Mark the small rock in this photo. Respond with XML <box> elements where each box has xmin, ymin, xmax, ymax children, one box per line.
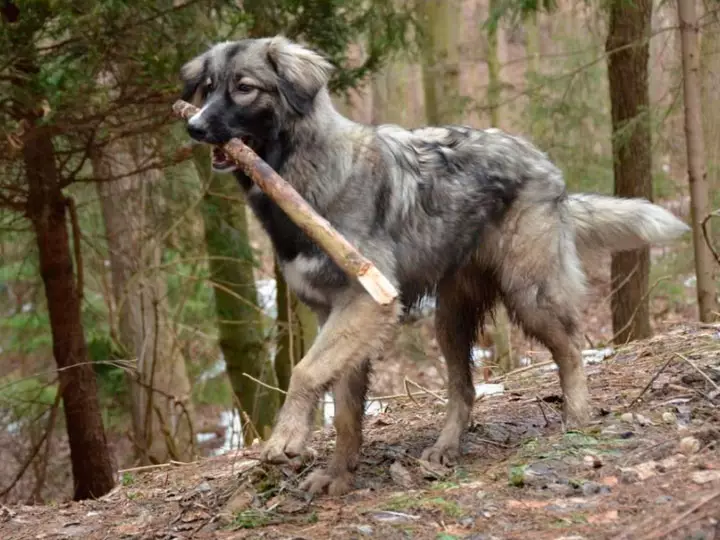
<box><xmin>662</xmin><ymin>411</ymin><xmax>677</xmax><ymax>424</ymax></box>
<box><xmin>581</xmin><ymin>481</ymin><xmax>610</xmax><ymax>496</ymax></box>
<box><xmin>679</xmin><ymin>436</ymin><xmax>701</xmax><ymax>455</ymax></box>
<box><xmin>195</xmin><ymin>481</ymin><xmax>212</xmax><ymax>493</ymax></box>
<box><xmin>459</xmin><ymin>516</ymin><xmax>475</xmax><ymax>528</ymax></box>
<box><xmin>620</xmin><ymin>412</ymin><xmax>634</xmax><ymax>423</ymax></box>
<box><xmin>655</xmin><ymin>495</ymin><xmax>673</xmax><ymax>504</ymax></box>
<box><xmin>356</xmin><ymin>525</ymin><xmax>374</xmax><ymax>536</ymax></box>
<box><xmin>389</xmin><ymin>461</ymin><xmax>414</xmax><ymax>489</ymax></box>
<box><xmin>635</xmin><ymin>414</ymin><xmax>652</xmax><ymax>427</ymax></box>
<box><xmin>691</xmin><ymin>470</ymin><xmax>720</xmax><ymax>484</ymax></box>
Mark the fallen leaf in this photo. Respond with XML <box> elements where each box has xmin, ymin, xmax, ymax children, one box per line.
<box><xmin>600</xmin><ymin>476</ymin><xmax>618</xmax><ymax>487</ymax></box>
<box><xmin>588</xmin><ymin>510</ymin><xmax>619</xmax><ymax>524</ymax></box>
<box><xmin>417</xmin><ymin>459</ymin><xmax>449</xmax><ymax>480</ymax></box>
<box><xmin>223</xmin><ymin>488</ymin><xmax>254</xmax><ymax>514</ymax></box>
<box><xmin>691</xmin><ymin>470</ymin><xmax>720</xmax><ymax>484</ymax></box>
<box><xmin>390</xmin><ymin>461</ymin><xmax>414</xmax><ymax>489</ymax></box>
<box><xmin>506</xmin><ymin>500</ymin><xmax>549</xmax><ymax>509</ymax></box>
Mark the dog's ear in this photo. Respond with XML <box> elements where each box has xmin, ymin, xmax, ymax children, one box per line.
<box><xmin>266</xmin><ymin>36</ymin><xmax>334</xmax><ymax>115</ymax></box>
<box><xmin>180</xmin><ymin>53</ymin><xmax>208</xmax><ymax>106</ymax></box>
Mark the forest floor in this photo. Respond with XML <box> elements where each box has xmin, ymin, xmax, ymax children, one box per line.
<box><xmin>2</xmin><ymin>322</ymin><xmax>719</xmax><ymax>540</ymax></box>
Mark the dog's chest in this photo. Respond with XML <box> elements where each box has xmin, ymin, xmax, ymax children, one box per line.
<box><xmin>281</xmin><ymin>254</ymin><xmax>329</xmax><ymax>305</ymax></box>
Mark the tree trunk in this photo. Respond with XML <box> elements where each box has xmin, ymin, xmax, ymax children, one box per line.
<box><xmin>487</xmin><ymin>0</ymin><xmax>502</xmax><ymax>129</ymax></box>
<box><xmin>193</xmin><ymin>147</ymin><xmax>279</xmax><ymax>443</ymax></box>
<box><xmin>680</xmin><ymin>0</ymin><xmax>719</xmax><ymax>321</ymax></box>
<box><xmin>605</xmin><ymin>0</ymin><xmax>654</xmax><ymax>343</ymax></box>
<box><xmin>484</xmin><ymin>3</ymin><xmax>514</xmax><ymax>371</ymax></box>
<box><xmin>701</xmin><ymin>8</ymin><xmax>720</xmax><ymax>280</ymax></box>
<box><xmin>418</xmin><ymin>0</ymin><xmax>463</xmax><ymax>125</ymax></box>
<box><xmin>94</xmin><ymin>137</ymin><xmax>195</xmax><ymax>464</ymax></box>
<box><xmin>24</xmin><ymin>121</ymin><xmax>115</xmax><ymax>501</ymax></box>
<box><xmin>525</xmin><ymin>10</ymin><xmax>542</xmax><ymax>143</ymax></box>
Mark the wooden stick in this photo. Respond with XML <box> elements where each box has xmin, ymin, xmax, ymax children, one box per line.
<box><xmin>172</xmin><ymin>100</ymin><xmax>399</xmax><ymax>306</ymax></box>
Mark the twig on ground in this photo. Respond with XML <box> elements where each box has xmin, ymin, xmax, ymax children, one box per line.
<box><xmin>640</xmin><ymin>489</ymin><xmax>720</xmax><ymax>539</ymax></box>
<box><xmin>627</xmin><ymin>356</ymin><xmax>673</xmax><ymax>410</ymax></box>
<box><xmin>674</xmin><ymin>352</ymin><xmax>720</xmax><ymax>392</ymax></box>
<box><xmin>404</xmin><ymin>377</ymin><xmax>447</xmax><ymax>404</ymax></box>
<box><xmin>489</xmin><ymin>360</ymin><xmax>555</xmax><ymax>383</ymax></box>
<box><xmin>239</xmin><ymin>408</ymin><xmax>263</xmax><ymax>445</ymax></box>
<box><xmin>117</xmin><ymin>460</ymin><xmax>197</xmax><ymax>475</ymax></box>
<box><xmin>403</xmin><ymin>378</ymin><xmax>421</xmax><ymax>407</ymax></box>
<box><xmin>535</xmin><ymin>396</ymin><xmax>551</xmax><ymax>426</ymax></box>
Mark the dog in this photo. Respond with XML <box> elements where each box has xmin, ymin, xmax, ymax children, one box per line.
<box><xmin>179</xmin><ymin>36</ymin><xmax>689</xmax><ymax>496</ymax></box>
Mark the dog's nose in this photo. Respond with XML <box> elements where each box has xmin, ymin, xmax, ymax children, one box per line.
<box><xmin>187</xmin><ymin>121</ymin><xmax>207</xmax><ymax>142</ymax></box>
<box><xmin>187</xmin><ymin>112</ymin><xmax>208</xmax><ymax>142</ymax></box>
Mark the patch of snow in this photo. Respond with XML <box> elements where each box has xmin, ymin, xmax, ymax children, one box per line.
<box><xmin>582</xmin><ymin>347</ymin><xmax>615</xmax><ymax>365</ymax></box>
<box><xmin>474</xmin><ymin>383</ymin><xmax>505</xmax><ymax>396</ymax></box>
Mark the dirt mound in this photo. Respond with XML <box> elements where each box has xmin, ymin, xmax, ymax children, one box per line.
<box><xmin>2</xmin><ymin>323</ymin><xmax>719</xmax><ymax>540</ymax></box>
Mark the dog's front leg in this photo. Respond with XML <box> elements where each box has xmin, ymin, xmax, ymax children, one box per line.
<box><xmin>259</xmin><ymin>291</ymin><xmax>400</xmax><ymax>484</ymax></box>
<box><xmin>299</xmin><ymin>358</ymin><xmax>370</xmax><ymax>495</ymax></box>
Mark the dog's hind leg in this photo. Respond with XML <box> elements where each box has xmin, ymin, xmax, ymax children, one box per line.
<box><xmin>300</xmin><ymin>359</ymin><xmax>370</xmax><ymax>496</ymax></box>
<box><xmin>421</xmin><ymin>273</ymin><xmax>494</xmax><ymax>465</ymax></box>
<box><xmin>260</xmin><ymin>290</ymin><xmax>400</xmax><ymax>474</ymax></box>
<box><xmin>501</xmin><ymin>256</ymin><xmax>590</xmax><ymax>427</ymax></box>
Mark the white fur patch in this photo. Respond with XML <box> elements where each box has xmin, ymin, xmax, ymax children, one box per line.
<box><xmin>282</xmin><ymin>255</ymin><xmax>327</xmax><ymax>304</ymax></box>
<box><xmin>188</xmin><ymin>104</ymin><xmax>208</xmax><ymax>130</ymax></box>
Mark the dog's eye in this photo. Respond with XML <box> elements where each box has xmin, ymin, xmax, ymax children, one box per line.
<box><xmin>236</xmin><ymin>82</ymin><xmax>254</xmax><ymax>93</ymax></box>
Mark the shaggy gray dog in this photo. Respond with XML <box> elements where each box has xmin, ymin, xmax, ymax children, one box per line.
<box><xmin>180</xmin><ymin>36</ymin><xmax>689</xmax><ymax>496</ymax></box>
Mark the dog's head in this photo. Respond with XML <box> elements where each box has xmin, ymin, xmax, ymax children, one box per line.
<box><xmin>180</xmin><ymin>36</ymin><xmax>334</xmax><ymax>172</ymax></box>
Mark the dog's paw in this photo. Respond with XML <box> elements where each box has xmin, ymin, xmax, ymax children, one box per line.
<box><xmin>259</xmin><ymin>428</ymin><xmax>315</xmax><ymax>465</ymax></box>
<box><xmin>562</xmin><ymin>401</ymin><xmax>591</xmax><ymax>430</ymax></box>
<box><xmin>299</xmin><ymin>468</ymin><xmax>355</xmax><ymax>496</ymax></box>
<box><xmin>420</xmin><ymin>444</ymin><xmax>459</xmax><ymax>467</ymax></box>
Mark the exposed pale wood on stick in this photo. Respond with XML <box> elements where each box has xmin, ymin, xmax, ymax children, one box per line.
<box><xmin>172</xmin><ymin>100</ymin><xmax>399</xmax><ymax>306</ymax></box>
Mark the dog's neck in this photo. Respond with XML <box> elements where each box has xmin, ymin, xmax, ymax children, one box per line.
<box><xmin>277</xmin><ymin>88</ymin><xmax>362</xmax><ymax>202</ymax></box>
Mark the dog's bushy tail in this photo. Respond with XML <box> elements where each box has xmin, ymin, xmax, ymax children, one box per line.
<box><xmin>566</xmin><ymin>193</ymin><xmax>690</xmax><ymax>253</ymax></box>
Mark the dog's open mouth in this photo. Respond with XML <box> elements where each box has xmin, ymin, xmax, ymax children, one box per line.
<box><xmin>211</xmin><ymin>146</ymin><xmax>238</xmax><ymax>172</ymax></box>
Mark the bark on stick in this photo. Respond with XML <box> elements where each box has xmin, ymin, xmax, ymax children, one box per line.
<box><xmin>172</xmin><ymin>100</ymin><xmax>399</xmax><ymax>306</ymax></box>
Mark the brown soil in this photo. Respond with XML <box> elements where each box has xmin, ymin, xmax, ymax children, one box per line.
<box><xmin>2</xmin><ymin>323</ymin><xmax>719</xmax><ymax>540</ymax></box>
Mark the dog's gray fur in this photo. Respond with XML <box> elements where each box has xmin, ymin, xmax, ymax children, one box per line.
<box><xmin>180</xmin><ymin>36</ymin><xmax>690</xmax><ymax>496</ymax></box>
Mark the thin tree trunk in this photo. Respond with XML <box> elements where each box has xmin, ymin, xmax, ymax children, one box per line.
<box><xmin>605</xmin><ymin>0</ymin><xmax>654</xmax><ymax>343</ymax></box>
<box><xmin>487</xmin><ymin>0</ymin><xmax>502</xmax><ymax>129</ymax></box>
<box><xmin>24</xmin><ymin>121</ymin><xmax>115</xmax><ymax>501</ymax></box>
<box><xmin>94</xmin><ymin>137</ymin><xmax>196</xmax><ymax>465</ymax></box>
<box><xmin>194</xmin><ymin>148</ymin><xmax>279</xmax><ymax>443</ymax></box>
<box><xmin>484</xmin><ymin>2</ymin><xmax>514</xmax><ymax>371</ymax></box>
<box><xmin>679</xmin><ymin>0</ymin><xmax>719</xmax><ymax>321</ymax></box>
<box><xmin>701</xmin><ymin>8</ymin><xmax>720</xmax><ymax>273</ymax></box>
<box><xmin>525</xmin><ymin>10</ymin><xmax>542</xmax><ymax>142</ymax></box>
<box><xmin>418</xmin><ymin>0</ymin><xmax>463</xmax><ymax>125</ymax></box>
